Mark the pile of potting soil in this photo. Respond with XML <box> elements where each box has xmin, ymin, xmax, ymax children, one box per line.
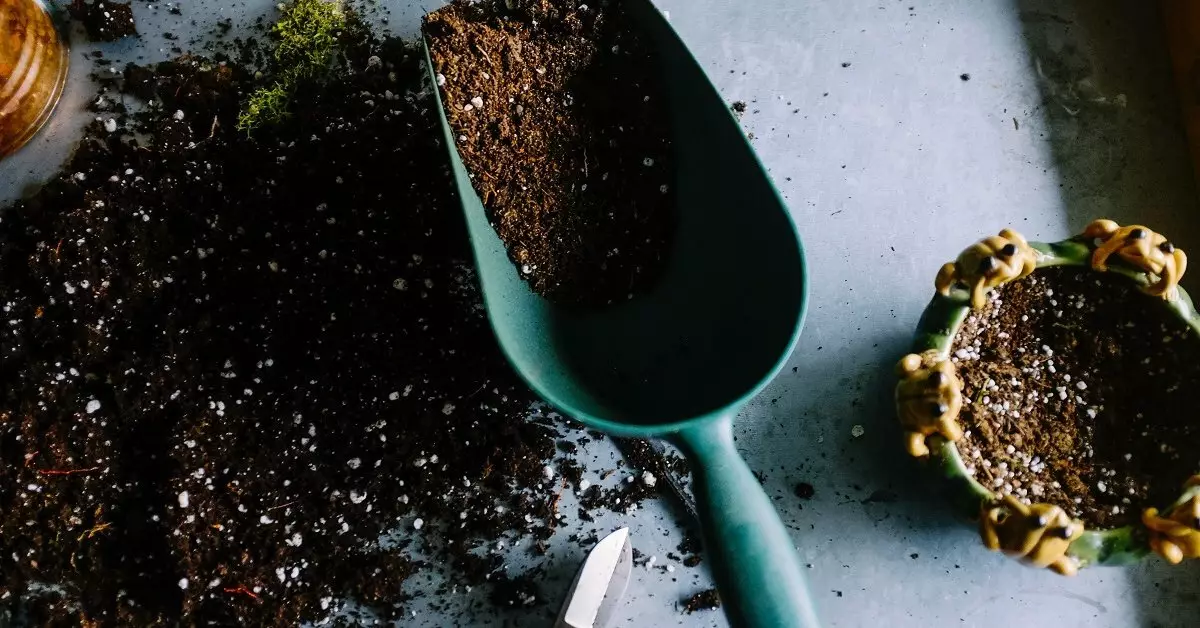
<box><xmin>951</xmin><ymin>266</ymin><xmax>1200</xmax><ymax>528</ymax></box>
<box><xmin>425</xmin><ymin>0</ymin><xmax>675</xmax><ymax>306</ymax></box>
<box><xmin>0</xmin><ymin>16</ymin><xmax>677</xmax><ymax>625</ymax></box>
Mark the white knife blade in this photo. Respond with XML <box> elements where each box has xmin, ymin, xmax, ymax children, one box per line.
<box><xmin>554</xmin><ymin>527</ymin><xmax>634</xmax><ymax>628</ymax></box>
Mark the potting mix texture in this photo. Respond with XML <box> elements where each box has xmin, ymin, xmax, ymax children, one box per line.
<box><xmin>0</xmin><ymin>9</ymin><xmax>687</xmax><ymax>624</ymax></box>
<box><xmin>952</xmin><ymin>267</ymin><xmax>1200</xmax><ymax>529</ymax></box>
<box><xmin>425</xmin><ymin>0</ymin><xmax>675</xmax><ymax>306</ymax></box>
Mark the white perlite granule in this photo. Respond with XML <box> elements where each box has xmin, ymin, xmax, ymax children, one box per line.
<box><xmin>641</xmin><ymin>471</ymin><xmax>657</xmax><ymax>487</ymax></box>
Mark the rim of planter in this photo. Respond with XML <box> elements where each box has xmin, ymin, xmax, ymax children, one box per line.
<box><xmin>908</xmin><ymin>235</ymin><xmax>1200</xmax><ymax>568</ymax></box>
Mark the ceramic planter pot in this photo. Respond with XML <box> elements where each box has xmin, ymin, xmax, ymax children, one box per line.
<box><xmin>899</xmin><ymin>220</ymin><xmax>1200</xmax><ymax>573</ymax></box>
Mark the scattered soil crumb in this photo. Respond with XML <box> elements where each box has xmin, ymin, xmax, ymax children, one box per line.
<box><xmin>613</xmin><ymin>437</ymin><xmax>694</xmax><ymax>513</ymax></box>
<box><xmin>71</xmin><ymin>0</ymin><xmax>138</xmax><ymax>41</ymax></box>
<box><xmin>681</xmin><ymin>588</ymin><xmax>721</xmax><ymax>613</ymax></box>
<box><xmin>676</xmin><ymin>533</ymin><xmax>703</xmax><ymax>568</ymax></box>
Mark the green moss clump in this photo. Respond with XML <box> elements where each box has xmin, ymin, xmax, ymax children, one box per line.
<box><xmin>272</xmin><ymin>0</ymin><xmax>344</xmax><ymax>81</ymax></box>
<box><xmin>238</xmin><ymin>82</ymin><xmax>290</xmax><ymax>132</ymax></box>
<box><xmin>237</xmin><ymin>0</ymin><xmax>346</xmax><ymax>133</ymax></box>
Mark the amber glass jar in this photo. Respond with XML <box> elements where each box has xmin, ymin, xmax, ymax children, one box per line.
<box><xmin>0</xmin><ymin>0</ymin><xmax>68</xmax><ymax>158</ymax></box>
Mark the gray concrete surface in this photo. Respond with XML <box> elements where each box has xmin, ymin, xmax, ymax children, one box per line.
<box><xmin>4</xmin><ymin>1</ymin><xmax>1200</xmax><ymax>626</ymax></box>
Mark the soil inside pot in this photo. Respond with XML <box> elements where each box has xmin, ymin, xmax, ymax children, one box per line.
<box><xmin>951</xmin><ymin>266</ymin><xmax>1200</xmax><ymax>529</ymax></box>
<box><xmin>424</xmin><ymin>0</ymin><xmax>675</xmax><ymax>306</ymax></box>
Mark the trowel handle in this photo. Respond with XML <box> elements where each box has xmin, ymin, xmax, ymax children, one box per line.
<box><xmin>673</xmin><ymin>415</ymin><xmax>820</xmax><ymax>628</ymax></box>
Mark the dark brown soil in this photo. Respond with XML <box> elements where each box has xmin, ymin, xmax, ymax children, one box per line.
<box><xmin>676</xmin><ymin>532</ymin><xmax>703</xmax><ymax>568</ymax></box>
<box><xmin>613</xmin><ymin>437</ymin><xmax>695</xmax><ymax>518</ymax></box>
<box><xmin>0</xmin><ymin>5</ymin><xmax>700</xmax><ymax>620</ymax></box>
<box><xmin>951</xmin><ymin>266</ymin><xmax>1200</xmax><ymax>528</ymax></box>
<box><xmin>70</xmin><ymin>0</ymin><xmax>138</xmax><ymax>41</ymax></box>
<box><xmin>0</xmin><ymin>31</ymin><xmax>586</xmax><ymax>628</ymax></box>
<box><xmin>424</xmin><ymin>0</ymin><xmax>675</xmax><ymax>306</ymax></box>
<box><xmin>681</xmin><ymin>587</ymin><xmax>721</xmax><ymax>613</ymax></box>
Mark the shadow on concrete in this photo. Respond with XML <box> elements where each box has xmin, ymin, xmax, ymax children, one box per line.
<box><xmin>1016</xmin><ymin>2</ymin><xmax>1200</xmax><ymax>626</ymax></box>
<box><xmin>1015</xmin><ymin>1</ymin><xmax>1200</xmax><ymax>281</ymax></box>
<box><xmin>743</xmin><ymin>325</ymin><xmax>974</xmax><ymax>538</ymax></box>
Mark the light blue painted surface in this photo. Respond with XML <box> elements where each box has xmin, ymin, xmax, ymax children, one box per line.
<box><xmin>3</xmin><ymin>1</ymin><xmax>1200</xmax><ymax>627</ymax></box>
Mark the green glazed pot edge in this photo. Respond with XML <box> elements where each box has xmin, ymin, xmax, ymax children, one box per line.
<box><xmin>910</xmin><ymin>236</ymin><xmax>1200</xmax><ymax>568</ymax></box>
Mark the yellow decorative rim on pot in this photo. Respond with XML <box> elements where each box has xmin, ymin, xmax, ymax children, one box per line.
<box><xmin>898</xmin><ymin>220</ymin><xmax>1200</xmax><ymax>573</ymax></box>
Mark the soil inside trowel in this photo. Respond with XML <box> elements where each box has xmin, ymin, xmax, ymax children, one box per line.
<box><xmin>951</xmin><ymin>266</ymin><xmax>1200</xmax><ymax>528</ymax></box>
<box><xmin>423</xmin><ymin>0</ymin><xmax>675</xmax><ymax>306</ymax></box>
<box><xmin>0</xmin><ymin>8</ymin><xmax>685</xmax><ymax>625</ymax></box>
